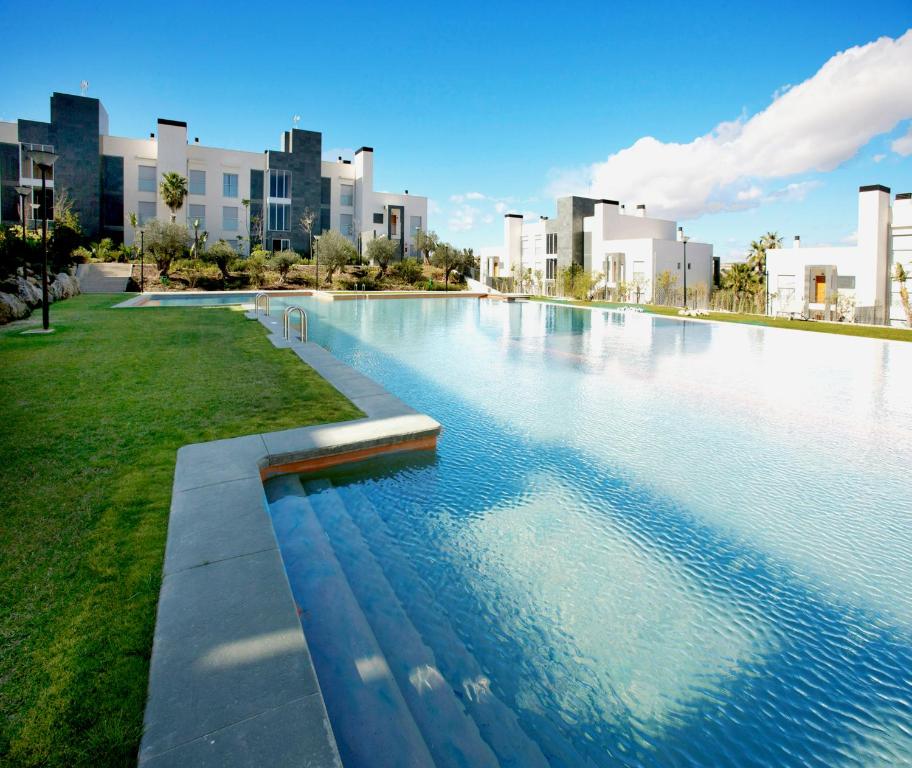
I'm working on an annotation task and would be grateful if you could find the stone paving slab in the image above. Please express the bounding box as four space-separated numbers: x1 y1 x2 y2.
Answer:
140 309 442 767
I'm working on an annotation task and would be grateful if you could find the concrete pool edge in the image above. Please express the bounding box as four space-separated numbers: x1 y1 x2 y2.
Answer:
139 314 441 767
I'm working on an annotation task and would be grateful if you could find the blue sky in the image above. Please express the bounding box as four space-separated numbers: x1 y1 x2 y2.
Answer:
1 0 910 259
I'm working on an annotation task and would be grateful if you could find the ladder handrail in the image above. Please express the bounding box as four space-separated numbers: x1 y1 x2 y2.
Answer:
283 305 308 342
254 292 270 316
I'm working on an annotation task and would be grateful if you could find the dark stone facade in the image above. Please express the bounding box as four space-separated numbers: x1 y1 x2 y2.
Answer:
555 196 595 270
265 129 322 253
101 155 124 242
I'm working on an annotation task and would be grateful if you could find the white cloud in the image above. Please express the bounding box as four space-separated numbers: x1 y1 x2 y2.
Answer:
547 30 912 220
428 198 442 215
892 124 912 156
873 153 887 163
448 204 480 231
450 191 487 203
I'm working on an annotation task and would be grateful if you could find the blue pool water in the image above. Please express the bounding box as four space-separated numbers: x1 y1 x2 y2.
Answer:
140 292 256 306
263 297 912 768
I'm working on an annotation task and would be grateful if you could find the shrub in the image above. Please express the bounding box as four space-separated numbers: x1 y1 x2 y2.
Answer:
365 237 399 276
144 219 190 275
268 249 300 283
71 246 92 264
390 258 423 284
314 231 356 284
201 240 237 283
244 252 268 288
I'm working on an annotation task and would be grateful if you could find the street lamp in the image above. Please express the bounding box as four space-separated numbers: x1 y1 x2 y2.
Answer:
139 228 145 293
15 185 30 254
25 148 58 331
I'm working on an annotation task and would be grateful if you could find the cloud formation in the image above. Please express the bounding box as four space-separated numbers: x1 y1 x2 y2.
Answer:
893 125 912 156
548 30 912 220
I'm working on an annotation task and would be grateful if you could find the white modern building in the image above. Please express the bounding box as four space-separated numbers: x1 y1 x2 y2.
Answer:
0 92 427 258
479 196 716 302
766 185 912 325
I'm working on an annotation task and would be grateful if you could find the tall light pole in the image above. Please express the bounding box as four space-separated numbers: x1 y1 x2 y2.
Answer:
26 148 58 331
681 234 690 309
15 185 31 258
140 229 145 293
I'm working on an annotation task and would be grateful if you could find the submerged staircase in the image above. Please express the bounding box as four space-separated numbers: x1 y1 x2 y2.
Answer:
265 475 558 768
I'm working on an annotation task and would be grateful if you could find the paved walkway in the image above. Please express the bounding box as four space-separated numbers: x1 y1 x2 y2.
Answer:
76 263 133 292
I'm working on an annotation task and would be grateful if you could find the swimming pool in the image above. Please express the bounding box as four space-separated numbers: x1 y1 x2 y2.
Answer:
263 297 912 767
135 292 257 306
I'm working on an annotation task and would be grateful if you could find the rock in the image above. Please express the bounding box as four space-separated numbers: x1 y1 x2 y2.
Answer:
49 273 80 300
0 292 30 324
11 276 43 307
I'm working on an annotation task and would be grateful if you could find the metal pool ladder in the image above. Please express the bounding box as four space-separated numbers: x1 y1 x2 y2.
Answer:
283 305 308 342
254 292 270 316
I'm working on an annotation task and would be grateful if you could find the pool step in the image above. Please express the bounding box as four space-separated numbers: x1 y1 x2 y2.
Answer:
266 475 435 768
304 478 501 768
337 484 551 768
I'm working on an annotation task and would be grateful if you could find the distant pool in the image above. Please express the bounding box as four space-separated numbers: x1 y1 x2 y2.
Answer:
135 292 256 307
260 297 912 767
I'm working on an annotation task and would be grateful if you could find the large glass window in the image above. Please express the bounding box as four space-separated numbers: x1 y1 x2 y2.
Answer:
268 202 290 231
138 165 157 193
189 169 206 195
340 183 353 207
223 206 238 231
223 173 238 198
321 177 331 205
188 204 206 231
546 233 557 254
409 216 422 237
545 257 557 280
340 213 353 237
269 169 290 199
320 208 330 232
137 200 157 224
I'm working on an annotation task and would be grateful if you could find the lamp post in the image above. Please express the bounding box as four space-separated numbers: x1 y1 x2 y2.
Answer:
681 235 690 309
15 185 30 256
140 229 145 293
26 148 58 331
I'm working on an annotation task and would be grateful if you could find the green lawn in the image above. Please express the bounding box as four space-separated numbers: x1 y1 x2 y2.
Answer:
533 297 912 342
0 295 362 767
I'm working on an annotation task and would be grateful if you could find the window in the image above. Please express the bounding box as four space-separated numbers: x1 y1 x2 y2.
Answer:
320 208 330 232
409 215 422 237
340 213 353 237
340 183 353 207
189 169 206 195
138 165 156 193
521 236 529 257
321 177 331 205
188 204 206 230
223 173 238 198
137 200 156 225
778 274 796 305
271 238 290 252
837 275 856 290
268 202 290 231
534 235 544 257
546 233 557 254
632 260 646 281
223 206 238 231
545 257 557 280
373 212 384 224
268 169 290 199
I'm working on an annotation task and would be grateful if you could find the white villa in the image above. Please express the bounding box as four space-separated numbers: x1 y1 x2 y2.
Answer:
767 185 912 325
479 196 716 302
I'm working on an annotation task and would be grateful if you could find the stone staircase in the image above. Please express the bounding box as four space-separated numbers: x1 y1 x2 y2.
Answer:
75 262 133 293
265 475 569 768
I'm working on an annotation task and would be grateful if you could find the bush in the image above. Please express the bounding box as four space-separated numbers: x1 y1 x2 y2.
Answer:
243 252 268 288
71 246 92 264
314 231 357 285
268 250 300 283
144 219 190 275
389 258 423 284
365 237 399 276
201 240 237 283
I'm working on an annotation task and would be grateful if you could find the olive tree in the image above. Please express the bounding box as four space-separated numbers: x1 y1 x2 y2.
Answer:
365 236 399 276
144 219 190 275
268 249 300 283
314 230 357 285
414 229 438 266
202 240 237 284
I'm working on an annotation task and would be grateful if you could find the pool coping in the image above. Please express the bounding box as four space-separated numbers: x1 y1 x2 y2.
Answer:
138 310 441 767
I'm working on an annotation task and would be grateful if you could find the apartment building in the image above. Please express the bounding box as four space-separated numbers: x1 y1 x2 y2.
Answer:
766 185 912 325
479 196 716 302
0 92 427 257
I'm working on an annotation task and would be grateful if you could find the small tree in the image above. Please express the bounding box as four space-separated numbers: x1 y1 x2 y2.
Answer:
246 250 269 288
315 230 357 285
202 240 237 284
414 229 438 266
630 275 649 304
159 172 189 223
431 242 457 291
298 207 316 260
365 236 398 276
144 219 190 275
894 262 912 327
268 250 300 284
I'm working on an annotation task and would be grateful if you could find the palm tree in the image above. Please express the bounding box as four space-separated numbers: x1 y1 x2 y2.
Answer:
159 172 188 223
894 262 912 327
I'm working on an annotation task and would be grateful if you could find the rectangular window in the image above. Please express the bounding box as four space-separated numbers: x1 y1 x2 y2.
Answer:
545 257 557 280
271 238 290 252
223 206 238 231
138 165 156 193
268 169 290 199
521 236 529 257
633 260 646 281
320 208 330 232
321 177 331 205
534 234 544 257
373 212 384 224
189 169 206 195
409 215 422 237
223 173 238 198
188 204 206 231
546 233 558 254
340 213 353 237
837 275 856 290
137 200 156 225
268 202 290 231
340 183 353 207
